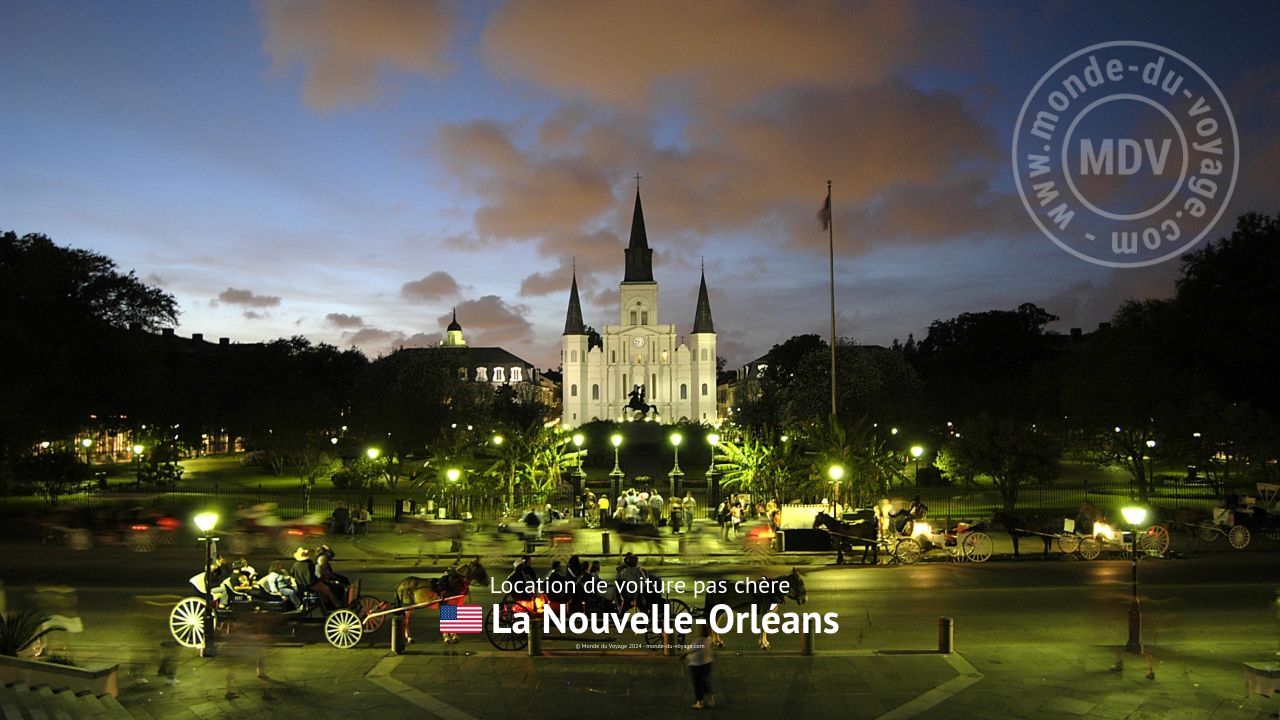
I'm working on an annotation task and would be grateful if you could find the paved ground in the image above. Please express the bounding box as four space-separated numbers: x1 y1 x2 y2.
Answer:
69 636 1280 720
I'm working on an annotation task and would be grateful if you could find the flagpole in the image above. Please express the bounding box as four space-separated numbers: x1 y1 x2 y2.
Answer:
826 179 837 425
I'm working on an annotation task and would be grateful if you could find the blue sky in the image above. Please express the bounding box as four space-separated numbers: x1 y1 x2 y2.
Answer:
4 0 1277 368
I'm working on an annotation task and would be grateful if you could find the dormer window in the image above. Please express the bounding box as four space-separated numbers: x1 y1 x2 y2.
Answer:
494 367 506 382
458 367 467 380
476 367 488 382
510 367 522 382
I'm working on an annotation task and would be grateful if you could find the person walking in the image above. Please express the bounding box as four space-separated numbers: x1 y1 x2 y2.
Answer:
598 494 610 527
669 496 683 534
683 624 716 709
682 491 697 529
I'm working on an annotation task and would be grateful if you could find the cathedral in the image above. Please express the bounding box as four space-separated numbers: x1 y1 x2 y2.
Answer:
560 191 718 428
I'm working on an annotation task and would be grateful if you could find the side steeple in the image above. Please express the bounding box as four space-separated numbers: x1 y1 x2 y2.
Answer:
693 269 714 333
563 271 586 335
623 190 654 282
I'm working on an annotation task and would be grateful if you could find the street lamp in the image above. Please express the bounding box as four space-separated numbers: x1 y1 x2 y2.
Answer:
669 432 684 497
446 468 461 519
910 445 924 494
707 434 721 507
828 464 845 515
132 444 145 487
1121 505 1147 654
193 511 219 657
366 447 380 460
80 438 93 466
572 433 586 497
493 434 504 446
609 433 624 500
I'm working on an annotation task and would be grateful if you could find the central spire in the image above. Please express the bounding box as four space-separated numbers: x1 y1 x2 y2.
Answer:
623 190 654 282
563 270 586 335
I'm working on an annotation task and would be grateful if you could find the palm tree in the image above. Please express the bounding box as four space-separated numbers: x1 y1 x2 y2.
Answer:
0 610 64 657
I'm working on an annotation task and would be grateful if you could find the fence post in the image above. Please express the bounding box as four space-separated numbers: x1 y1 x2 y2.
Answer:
390 613 406 655
800 627 814 655
601 531 611 555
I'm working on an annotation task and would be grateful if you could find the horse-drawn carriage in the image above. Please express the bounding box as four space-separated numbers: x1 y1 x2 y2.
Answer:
812 509 993 564
168 577 388 650
992 509 1171 560
223 504 328 557
1167 484 1280 550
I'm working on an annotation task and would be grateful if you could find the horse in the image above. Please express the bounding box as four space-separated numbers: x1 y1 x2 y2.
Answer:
394 558 489 644
812 511 880 564
701 568 807 650
625 385 659 421
990 510 1055 559
610 520 665 562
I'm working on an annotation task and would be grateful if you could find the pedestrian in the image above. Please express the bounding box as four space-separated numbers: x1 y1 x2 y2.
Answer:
669 497 683 534
649 490 665 526
729 502 742 538
683 624 716 709
598 493 610 527
683 491 697 528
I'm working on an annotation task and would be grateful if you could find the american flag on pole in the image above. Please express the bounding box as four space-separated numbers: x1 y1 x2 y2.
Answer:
439 604 484 634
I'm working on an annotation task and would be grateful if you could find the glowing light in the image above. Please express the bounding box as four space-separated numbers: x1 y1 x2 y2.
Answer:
670 433 683 447
707 433 720 447
911 522 932 539
910 445 924 458
366 447 380 460
827 465 845 482
493 435 504 446
132 444 145 455
193 512 218 533
1121 506 1147 526
80 438 93 448
611 434 623 448
446 468 460 482
572 433 584 447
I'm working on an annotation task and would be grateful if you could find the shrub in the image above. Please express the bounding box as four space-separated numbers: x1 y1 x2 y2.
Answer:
0 610 65 657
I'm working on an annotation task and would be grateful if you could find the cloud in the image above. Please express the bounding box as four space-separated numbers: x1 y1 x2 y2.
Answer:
243 310 267 320
340 327 442 356
400 270 462 301
325 312 364 328
217 287 282 307
481 0 949 110
258 0 456 110
443 295 533 347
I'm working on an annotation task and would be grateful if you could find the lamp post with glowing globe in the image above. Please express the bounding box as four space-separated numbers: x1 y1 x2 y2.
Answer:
707 434 721 508
668 432 684 498
910 445 925 495
572 433 586 497
1122 505 1147 653
609 434 624 501
828 464 845 515
193 511 219 657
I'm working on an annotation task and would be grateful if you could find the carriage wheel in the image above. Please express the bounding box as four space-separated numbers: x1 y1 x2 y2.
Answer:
354 595 387 633
227 532 253 556
744 540 775 566
127 530 156 553
645 598 693 647
1265 528 1280 542
1196 524 1218 542
484 602 527 651
1228 525 1251 550
169 597 208 648
1056 534 1080 555
1139 525 1170 557
324 608 364 648
277 532 309 558
894 538 922 565
1078 537 1101 560
963 532 994 563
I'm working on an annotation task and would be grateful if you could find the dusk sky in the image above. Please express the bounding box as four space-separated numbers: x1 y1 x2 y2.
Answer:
4 1 1278 369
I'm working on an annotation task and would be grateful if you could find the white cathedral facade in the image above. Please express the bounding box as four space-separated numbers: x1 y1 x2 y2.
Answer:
560 191 719 428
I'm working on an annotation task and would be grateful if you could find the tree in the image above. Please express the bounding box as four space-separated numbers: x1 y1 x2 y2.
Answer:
0 231 178 462
913 303 1059 421
942 415 1061 510
1173 213 1280 418
14 449 90 505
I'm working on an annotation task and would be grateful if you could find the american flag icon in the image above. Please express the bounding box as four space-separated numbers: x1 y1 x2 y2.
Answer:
439 604 484 634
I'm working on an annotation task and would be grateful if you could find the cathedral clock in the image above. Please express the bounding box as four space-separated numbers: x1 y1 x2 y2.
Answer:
632 336 645 348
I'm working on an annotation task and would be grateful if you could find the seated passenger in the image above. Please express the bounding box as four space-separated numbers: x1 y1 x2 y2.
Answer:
257 561 301 609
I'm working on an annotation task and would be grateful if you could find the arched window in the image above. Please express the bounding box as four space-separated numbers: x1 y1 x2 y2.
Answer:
458 367 467 380
701 383 709 396
571 384 578 397
680 384 688 400
700 348 708 361
592 384 600 400
571 350 578 362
